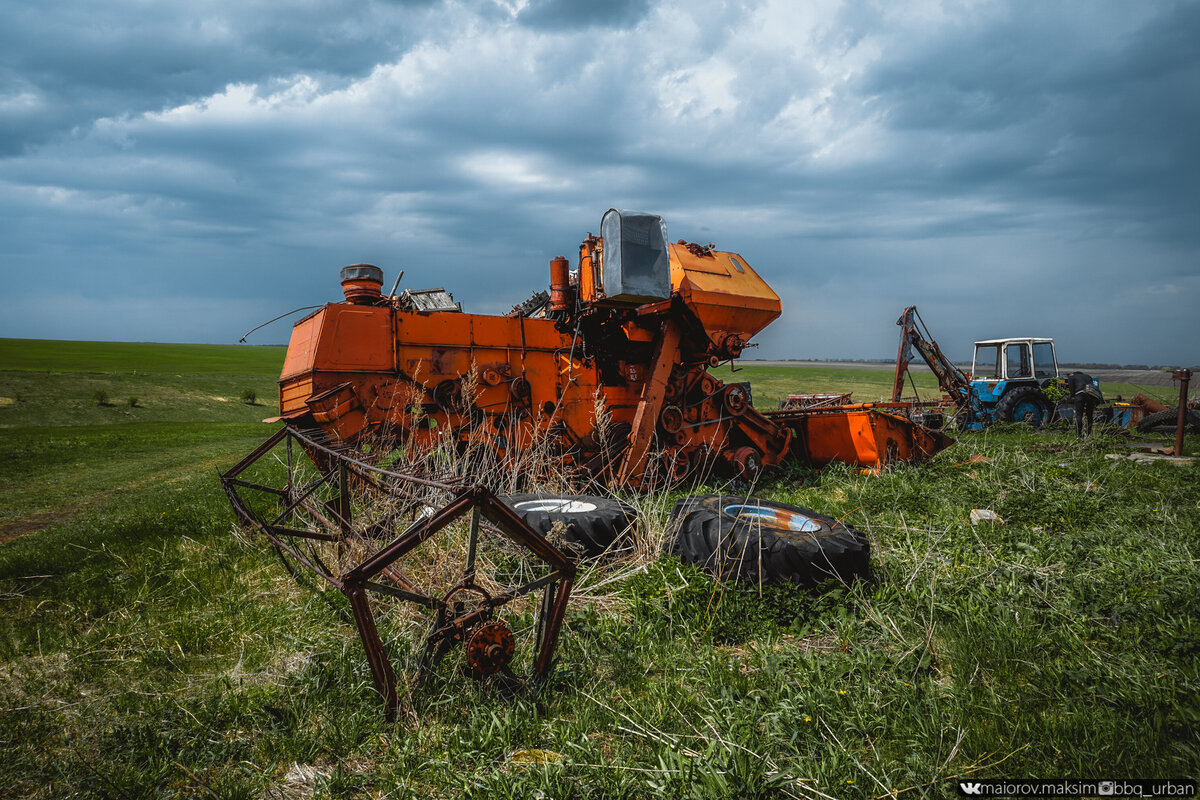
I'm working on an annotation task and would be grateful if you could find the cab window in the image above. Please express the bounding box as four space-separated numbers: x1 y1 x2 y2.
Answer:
1005 343 1032 379
973 344 1002 379
1032 342 1056 378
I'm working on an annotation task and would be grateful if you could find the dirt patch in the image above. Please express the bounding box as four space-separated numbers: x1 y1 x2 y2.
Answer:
0 508 79 544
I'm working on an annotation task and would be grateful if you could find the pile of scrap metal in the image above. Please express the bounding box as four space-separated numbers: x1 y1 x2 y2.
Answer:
221 210 952 715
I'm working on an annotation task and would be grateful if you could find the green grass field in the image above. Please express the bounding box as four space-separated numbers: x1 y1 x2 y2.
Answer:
1 340 1197 799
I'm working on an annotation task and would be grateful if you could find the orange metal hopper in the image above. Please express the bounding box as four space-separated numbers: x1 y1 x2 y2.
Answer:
770 404 955 468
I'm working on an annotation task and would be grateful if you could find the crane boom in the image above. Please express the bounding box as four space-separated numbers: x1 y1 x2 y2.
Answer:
892 306 972 407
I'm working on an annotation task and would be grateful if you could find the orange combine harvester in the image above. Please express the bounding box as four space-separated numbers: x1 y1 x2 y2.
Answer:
271 209 951 484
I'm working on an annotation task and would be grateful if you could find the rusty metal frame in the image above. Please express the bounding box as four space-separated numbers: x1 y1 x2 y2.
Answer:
221 426 576 720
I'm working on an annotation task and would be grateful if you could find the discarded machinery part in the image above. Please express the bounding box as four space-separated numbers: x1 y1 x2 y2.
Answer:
668 448 692 480
769 404 955 468
672 429 689 447
1137 407 1200 434
1131 392 1167 415
502 494 637 558
510 376 533 403
340 263 385 304
398 287 462 312
465 620 516 676
660 405 684 434
721 334 745 359
1173 369 1194 458
778 393 853 411
480 367 504 387
548 256 575 313
433 378 463 411
723 383 749 415
668 495 870 587
508 290 550 318
994 387 1050 427
730 446 763 480
220 426 576 720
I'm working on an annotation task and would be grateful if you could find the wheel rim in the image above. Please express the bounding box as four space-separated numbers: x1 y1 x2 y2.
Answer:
1013 399 1043 424
724 504 823 532
514 499 598 514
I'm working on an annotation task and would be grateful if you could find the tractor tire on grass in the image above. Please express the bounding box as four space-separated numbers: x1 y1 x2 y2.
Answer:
503 494 637 558
995 387 1049 428
668 495 870 587
1136 408 1200 434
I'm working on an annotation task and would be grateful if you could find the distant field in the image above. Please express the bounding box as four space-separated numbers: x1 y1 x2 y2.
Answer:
717 362 1187 409
0 339 284 429
0 338 285 376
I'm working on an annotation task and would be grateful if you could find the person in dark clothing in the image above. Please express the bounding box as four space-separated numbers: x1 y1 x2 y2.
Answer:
1068 371 1101 438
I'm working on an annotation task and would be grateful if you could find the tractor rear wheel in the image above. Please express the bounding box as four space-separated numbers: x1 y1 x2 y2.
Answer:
995 387 1049 428
503 494 636 559
668 495 870 587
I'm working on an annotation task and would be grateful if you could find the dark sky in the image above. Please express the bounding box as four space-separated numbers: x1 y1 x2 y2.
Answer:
2 0 1197 364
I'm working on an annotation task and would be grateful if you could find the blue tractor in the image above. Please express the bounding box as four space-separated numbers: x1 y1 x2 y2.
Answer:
894 307 1098 431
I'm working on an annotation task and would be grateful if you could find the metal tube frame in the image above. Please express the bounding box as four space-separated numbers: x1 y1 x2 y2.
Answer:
221 426 576 720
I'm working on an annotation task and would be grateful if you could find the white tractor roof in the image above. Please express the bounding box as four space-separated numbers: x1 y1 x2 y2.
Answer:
973 338 1054 346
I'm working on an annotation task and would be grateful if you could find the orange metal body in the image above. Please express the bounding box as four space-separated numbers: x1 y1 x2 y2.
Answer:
277 230 792 485
274 213 950 483
773 404 955 468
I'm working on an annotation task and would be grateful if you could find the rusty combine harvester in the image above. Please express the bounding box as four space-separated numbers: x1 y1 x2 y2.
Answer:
222 210 952 715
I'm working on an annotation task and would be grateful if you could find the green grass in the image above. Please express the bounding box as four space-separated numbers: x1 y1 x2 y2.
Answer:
1 340 1198 798
0 338 286 376
0 338 283 429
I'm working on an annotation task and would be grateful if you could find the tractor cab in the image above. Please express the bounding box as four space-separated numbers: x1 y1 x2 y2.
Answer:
971 338 1058 384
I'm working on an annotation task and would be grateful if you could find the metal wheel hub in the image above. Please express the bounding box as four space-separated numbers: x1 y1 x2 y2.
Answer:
465 620 516 676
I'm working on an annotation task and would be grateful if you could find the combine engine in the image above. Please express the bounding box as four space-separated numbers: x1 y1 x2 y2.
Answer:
276 209 790 486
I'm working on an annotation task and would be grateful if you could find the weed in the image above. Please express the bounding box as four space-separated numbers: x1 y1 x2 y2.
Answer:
91 389 108 406
240 388 257 405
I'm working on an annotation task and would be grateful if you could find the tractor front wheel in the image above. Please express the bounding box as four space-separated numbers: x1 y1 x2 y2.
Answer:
995 387 1049 428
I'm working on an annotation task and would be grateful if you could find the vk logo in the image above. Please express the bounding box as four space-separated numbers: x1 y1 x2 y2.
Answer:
959 783 983 795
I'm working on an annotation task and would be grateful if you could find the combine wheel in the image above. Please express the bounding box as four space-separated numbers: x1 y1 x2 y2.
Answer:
503 494 637 558
668 496 870 587
995 387 1049 428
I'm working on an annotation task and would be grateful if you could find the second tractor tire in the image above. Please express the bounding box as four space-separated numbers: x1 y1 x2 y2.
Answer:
502 494 637 558
1136 407 1200 434
668 495 870 587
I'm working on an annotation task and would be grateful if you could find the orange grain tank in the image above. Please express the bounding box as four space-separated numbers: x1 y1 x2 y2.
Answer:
273 209 950 484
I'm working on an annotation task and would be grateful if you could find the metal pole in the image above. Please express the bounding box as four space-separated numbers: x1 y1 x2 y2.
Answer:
1173 369 1191 456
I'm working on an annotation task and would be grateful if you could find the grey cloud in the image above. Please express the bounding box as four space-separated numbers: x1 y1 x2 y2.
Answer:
0 0 441 154
516 0 652 30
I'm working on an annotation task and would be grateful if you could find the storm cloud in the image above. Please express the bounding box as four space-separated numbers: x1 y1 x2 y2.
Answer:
1 0 1197 364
